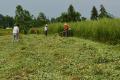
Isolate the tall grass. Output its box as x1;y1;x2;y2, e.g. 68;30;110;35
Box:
48;23;63;34
48;18;120;44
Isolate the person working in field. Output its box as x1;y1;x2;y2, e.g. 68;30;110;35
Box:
64;23;70;37
13;24;19;42
44;24;48;36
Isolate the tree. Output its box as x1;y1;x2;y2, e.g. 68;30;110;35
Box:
3;15;14;28
0;14;14;29
0;14;4;28
36;12;49;26
68;4;75;21
0;14;3;21
55;16;62;22
15;5;24;25
67;4;81;22
50;18;56;23
56;4;81;22
99;4;113;19
61;12;69;22
81;17;87;21
75;12;81;21
15;5;33;34
91;6;98;20
31;17;38;27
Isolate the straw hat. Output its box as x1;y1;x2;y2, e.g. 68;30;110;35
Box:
64;23;67;26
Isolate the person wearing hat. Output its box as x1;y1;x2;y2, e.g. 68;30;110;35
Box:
13;24;19;42
64;23;69;37
44;24;48;36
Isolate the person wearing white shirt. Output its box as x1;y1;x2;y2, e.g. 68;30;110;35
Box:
13;24;19;41
44;24;48;36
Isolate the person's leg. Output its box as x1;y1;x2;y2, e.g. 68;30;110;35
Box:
45;31;47;36
45;31;48;36
13;33;16;41
65;30;68;37
46;30;48;36
64;30;66;37
15;33;17;41
67;30;69;37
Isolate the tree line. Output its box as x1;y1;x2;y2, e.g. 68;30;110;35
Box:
0;4;113;34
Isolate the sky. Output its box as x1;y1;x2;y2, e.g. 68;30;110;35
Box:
0;0;120;19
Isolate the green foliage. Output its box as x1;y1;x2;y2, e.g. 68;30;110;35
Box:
0;14;14;29
55;4;81;22
15;5;33;34
36;12;49;26
67;4;81;22
91;6;98;20
90;5;114;20
81;17;87;21
99;5;113;19
51;18;57;23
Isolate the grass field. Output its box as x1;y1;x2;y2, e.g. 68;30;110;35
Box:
0;34;120;80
